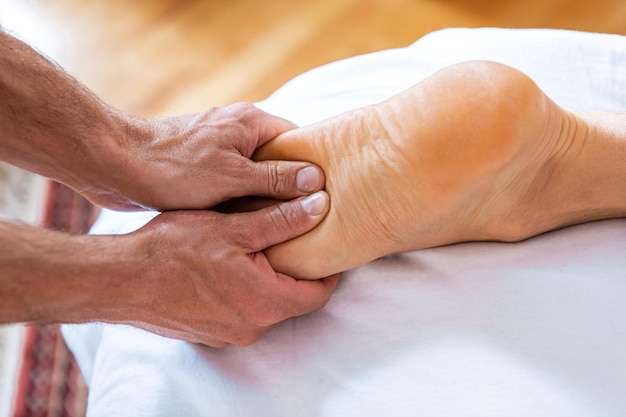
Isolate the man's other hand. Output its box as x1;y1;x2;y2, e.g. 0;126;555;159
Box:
118;191;338;347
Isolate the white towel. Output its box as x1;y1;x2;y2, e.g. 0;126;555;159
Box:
63;28;626;417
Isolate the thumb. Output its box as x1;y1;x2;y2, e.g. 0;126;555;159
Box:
237;107;325;200
242;159;325;200
234;191;330;252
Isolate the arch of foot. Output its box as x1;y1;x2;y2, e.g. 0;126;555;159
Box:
255;60;574;279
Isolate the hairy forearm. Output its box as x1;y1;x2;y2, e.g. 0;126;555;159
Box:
0;30;146;204
0;221;143;325
0;30;319;212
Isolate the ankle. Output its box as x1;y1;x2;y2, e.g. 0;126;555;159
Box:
530;110;626;234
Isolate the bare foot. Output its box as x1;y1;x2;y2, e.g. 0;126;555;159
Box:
254;61;604;279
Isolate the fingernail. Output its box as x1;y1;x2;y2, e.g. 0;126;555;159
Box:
301;192;327;216
297;166;321;193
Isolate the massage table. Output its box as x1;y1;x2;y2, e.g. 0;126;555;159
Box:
63;28;626;416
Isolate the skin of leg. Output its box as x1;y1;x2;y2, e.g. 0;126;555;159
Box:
254;60;624;280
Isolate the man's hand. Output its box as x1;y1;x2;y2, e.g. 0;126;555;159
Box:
114;191;337;347
0;31;323;212
84;103;324;211
0;190;336;347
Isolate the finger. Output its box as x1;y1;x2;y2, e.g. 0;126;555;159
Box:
232;191;330;252
228;104;323;200
244;159;325;200
251;108;299;147
275;274;341;319
226;103;297;147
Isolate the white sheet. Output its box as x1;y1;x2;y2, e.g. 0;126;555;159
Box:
63;28;626;416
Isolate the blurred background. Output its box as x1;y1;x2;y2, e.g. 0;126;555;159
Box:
0;0;625;415
2;0;625;117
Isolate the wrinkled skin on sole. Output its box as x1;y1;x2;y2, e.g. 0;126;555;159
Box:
254;61;593;279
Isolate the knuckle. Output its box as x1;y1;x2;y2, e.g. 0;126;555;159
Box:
294;299;324;317
233;334;259;347
315;293;332;310
254;308;282;328
229;101;256;113
248;298;284;328
266;163;289;196
230;213;275;251
227;102;258;123
231;331;262;347
268;203;300;232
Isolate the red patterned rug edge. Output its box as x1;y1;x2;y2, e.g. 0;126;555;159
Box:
11;180;91;417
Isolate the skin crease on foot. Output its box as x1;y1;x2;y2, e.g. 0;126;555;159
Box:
253;60;618;280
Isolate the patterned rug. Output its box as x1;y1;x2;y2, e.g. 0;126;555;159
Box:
12;326;87;417
11;181;94;417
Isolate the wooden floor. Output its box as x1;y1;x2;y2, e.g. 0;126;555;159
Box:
4;0;626;119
